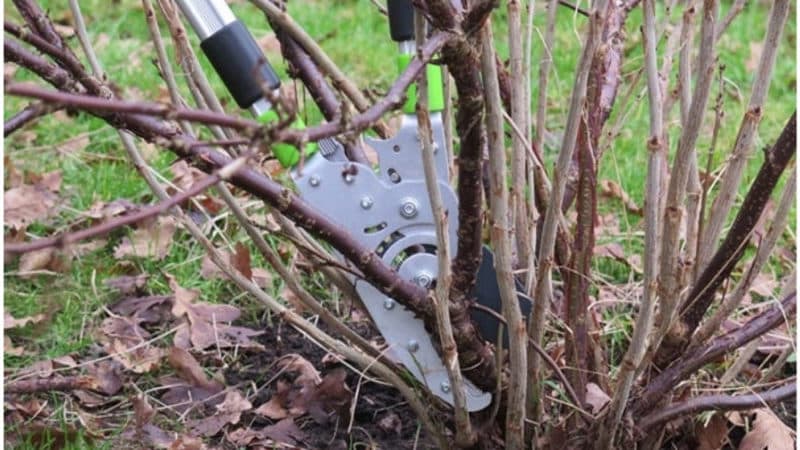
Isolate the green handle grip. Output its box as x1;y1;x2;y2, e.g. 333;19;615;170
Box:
258;109;317;168
397;53;444;114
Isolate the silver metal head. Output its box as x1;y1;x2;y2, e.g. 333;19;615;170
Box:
175;0;236;40
398;40;415;55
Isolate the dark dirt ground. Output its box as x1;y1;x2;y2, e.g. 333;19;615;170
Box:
222;319;442;450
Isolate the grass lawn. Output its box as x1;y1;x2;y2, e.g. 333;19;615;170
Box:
4;0;796;446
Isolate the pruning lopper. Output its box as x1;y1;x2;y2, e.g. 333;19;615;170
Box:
175;0;530;411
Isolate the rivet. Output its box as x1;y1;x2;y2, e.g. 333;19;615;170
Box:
360;196;374;209
383;298;395;310
441;381;451;393
308;175;320;187
399;198;418;219
407;340;419;352
414;272;433;288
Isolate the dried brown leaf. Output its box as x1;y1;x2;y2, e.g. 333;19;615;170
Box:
4;171;61;229
251;267;274;289
199;245;256;281
169;276;262;351
88;361;123;395
599;179;642;215
739;408;795;450
84;199;138;222
113;216;176;260
17;248;57;277
5;335;26;356
56;133;89;156
5;312;46;329
167;346;217;390
186;390;251;437
100;316;164;373
110;295;172;324
695;413;728;450
231;242;252;280
585;382;611;414
104;274;149;295
228;418;306;447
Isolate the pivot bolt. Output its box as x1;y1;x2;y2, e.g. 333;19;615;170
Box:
383;298;395;310
399;198;419;219
309;175;321;187
344;173;355;184
440;381;451;393
360;196;374;210
414;272;433;288
407;340;419;352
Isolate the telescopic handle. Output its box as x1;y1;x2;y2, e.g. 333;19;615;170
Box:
175;0;280;111
387;0;415;43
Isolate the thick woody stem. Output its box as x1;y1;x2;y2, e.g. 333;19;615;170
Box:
481;21;528;449
692;169;796;345
697;0;790;273
414;12;474;446
632;292;796;416
654;112;796;365
654;0;718;355
531;0;608;417
444;36;487;305
600;0;665;443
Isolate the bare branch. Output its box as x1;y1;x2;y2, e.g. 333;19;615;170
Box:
250;0;391;138
693;169;796;344
638;381;796;432
697;0;790;273
633;292;796;416
481;20;528;449
654;0;718;353
4;101;57;136
4;158;245;255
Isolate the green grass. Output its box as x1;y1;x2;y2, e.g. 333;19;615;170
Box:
3;0;795;444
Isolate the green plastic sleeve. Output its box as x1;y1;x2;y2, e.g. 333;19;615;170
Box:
397;53;444;114
257;109;318;168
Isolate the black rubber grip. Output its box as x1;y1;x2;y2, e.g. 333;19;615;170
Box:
387;0;414;42
200;20;280;109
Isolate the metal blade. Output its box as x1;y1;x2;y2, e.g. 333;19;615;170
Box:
469;246;533;347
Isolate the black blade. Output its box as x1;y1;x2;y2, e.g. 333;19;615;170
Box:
469;246;533;347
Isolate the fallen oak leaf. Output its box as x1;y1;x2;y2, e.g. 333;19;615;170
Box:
113;216;177;261
254;379;291;420
585;382;611;415
4;170;61;229
186;390;251;437
99;316;164;373
739;408;795;450
168;276;262;351
5;312;46;329
227;418;307;447
104;274;149;296
161;346;224;414
5;336;26;356
199;244;254;281
167;347;219;390
109;295;172;325
695;413;728;450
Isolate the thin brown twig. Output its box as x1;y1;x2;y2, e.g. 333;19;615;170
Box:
638;381;796;432
4;101;58;136
4;157;246;255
